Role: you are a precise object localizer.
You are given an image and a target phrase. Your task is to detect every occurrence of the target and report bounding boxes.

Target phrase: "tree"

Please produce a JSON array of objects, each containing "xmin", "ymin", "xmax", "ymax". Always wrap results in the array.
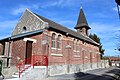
[{"xmin": 89, "ymin": 33, "xmax": 105, "ymax": 59}]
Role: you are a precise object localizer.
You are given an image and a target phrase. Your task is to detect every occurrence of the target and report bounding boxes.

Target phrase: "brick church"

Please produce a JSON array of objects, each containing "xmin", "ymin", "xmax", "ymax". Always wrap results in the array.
[{"xmin": 0, "ymin": 8, "xmax": 102, "ymax": 78}]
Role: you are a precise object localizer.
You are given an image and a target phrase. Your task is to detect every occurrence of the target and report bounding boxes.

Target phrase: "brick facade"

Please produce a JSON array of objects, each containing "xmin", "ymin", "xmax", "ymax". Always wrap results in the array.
[
  {"xmin": 0, "ymin": 9, "xmax": 101, "ymax": 69},
  {"xmin": 0, "ymin": 44, "xmax": 2, "ymax": 55},
  {"xmin": 6, "ymin": 29, "xmax": 100, "ymax": 66}
]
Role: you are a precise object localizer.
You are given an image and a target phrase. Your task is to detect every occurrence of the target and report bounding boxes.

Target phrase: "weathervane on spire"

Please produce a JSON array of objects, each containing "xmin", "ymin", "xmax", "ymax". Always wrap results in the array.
[
  {"xmin": 80, "ymin": 0, "xmax": 83, "ymax": 9},
  {"xmin": 115, "ymin": 0, "xmax": 120, "ymax": 20}
]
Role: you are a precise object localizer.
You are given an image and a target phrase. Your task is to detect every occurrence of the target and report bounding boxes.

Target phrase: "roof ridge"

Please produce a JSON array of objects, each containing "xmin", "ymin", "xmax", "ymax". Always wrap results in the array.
[
  {"xmin": 34, "ymin": 13, "xmax": 76, "ymax": 32},
  {"xmin": 34, "ymin": 12, "xmax": 99, "ymax": 46}
]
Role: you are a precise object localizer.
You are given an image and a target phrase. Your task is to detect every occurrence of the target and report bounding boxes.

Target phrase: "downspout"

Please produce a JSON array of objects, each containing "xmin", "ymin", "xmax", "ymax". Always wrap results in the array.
[
  {"xmin": 7, "ymin": 38, "xmax": 11, "ymax": 67},
  {"xmin": 1, "ymin": 43, "xmax": 5, "ymax": 55}
]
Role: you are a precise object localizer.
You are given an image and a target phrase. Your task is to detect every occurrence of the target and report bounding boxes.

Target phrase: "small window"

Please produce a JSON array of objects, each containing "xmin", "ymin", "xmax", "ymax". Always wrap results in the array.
[
  {"xmin": 57, "ymin": 35, "xmax": 61, "ymax": 49},
  {"xmin": 51, "ymin": 33, "xmax": 56, "ymax": 48},
  {"xmin": 22, "ymin": 27, "xmax": 27, "ymax": 33}
]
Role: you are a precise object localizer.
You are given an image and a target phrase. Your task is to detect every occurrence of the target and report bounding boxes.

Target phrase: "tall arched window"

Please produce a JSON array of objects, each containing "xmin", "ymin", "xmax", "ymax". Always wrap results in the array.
[
  {"xmin": 57, "ymin": 35, "xmax": 61, "ymax": 49},
  {"xmin": 51, "ymin": 33, "xmax": 56, "ymax": 48}
]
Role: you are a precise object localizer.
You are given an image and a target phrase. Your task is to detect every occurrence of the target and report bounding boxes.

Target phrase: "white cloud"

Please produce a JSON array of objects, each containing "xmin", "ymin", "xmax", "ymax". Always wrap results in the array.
[
  {"xmin": 0, "ymin": 35, "xmax": 10, "ymax": 40},
  {"xmin": 12, "ymin": 4, "xmax": 40, "ymax": 15},
  {"xmin": 41, "ymin": 0, "xmax": 80, "ymax": 8},
  {"xmin": 104, "ymin": 48, "xmax": 119, "ymax": 56},
  {"xmin": 89, "ymin": 22, "xmax": 120, "ymax": 56},
  {"xmin": 11, "ymin": 0, "xmax": 81, "ymax": 15},
  {"xmin": 90, "ymin": 23, "xmax": 120, "ymax": 34},
  {"xmin": 112, "ymin": 6, "xmax": 120, "ymax": 12},
  {"xmin": 0, "ymin": 20, "xmax": 17, "ymax": 39},
  {"xmin": 59, "ymin": 20, "xmax": 75, "ymax": 25},
  {"xmin": 0, "ymin": 20, "xmax": 17, "ymax": 28}
]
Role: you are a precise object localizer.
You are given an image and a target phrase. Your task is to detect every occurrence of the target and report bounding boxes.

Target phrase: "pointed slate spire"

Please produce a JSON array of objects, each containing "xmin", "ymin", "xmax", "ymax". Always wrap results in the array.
[{"xmin": 74, "ymin": 8, "xmax": 90, "ymax": 29}]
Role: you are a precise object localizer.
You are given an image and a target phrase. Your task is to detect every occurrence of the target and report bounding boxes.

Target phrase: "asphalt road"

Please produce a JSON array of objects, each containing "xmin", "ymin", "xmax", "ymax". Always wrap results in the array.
[
  {"xmin": 47, "ymin": 67, "xmax": 120, "ymax": 80},
  {"xmin": 0, "ymin": 77, "xmax": 3, "ymax": 80}
]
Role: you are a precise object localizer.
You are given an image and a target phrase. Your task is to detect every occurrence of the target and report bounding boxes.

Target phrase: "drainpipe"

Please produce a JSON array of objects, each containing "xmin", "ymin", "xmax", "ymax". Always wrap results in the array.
[
  {"xmin": 1, "ymin": 42, "xmax": 5, "ymax": 55},
  {"xmin": 83, "ymin": 50, "xmax": 84, "ymax": 71},
  {"xmin": 7, "ymin": 38, "xmax": 11, "ymax": 67}
]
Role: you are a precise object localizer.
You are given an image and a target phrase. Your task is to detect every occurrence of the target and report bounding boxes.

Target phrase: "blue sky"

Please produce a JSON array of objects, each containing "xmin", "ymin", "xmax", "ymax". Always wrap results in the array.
[{"xmin": 0, "ymin": 0, "xmax": 120, "ymax": 56}]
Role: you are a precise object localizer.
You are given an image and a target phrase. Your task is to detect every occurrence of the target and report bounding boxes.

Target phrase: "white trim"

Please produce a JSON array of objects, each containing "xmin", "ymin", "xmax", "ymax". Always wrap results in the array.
[
  {"xmin": 26, "ymin": 9, "xmax": 44, "ymax": 23},
  {"xmin": 57, "ymin": 49, "xmax": 61, "ymax": 50},
  {"xmin": 23, "ymin": 38, "xmax": 37, "ymax": 43},
  {"xmin": 51, "ymin": 53, "xmax": 63, "ymax": 56},
  {"xmin": 51, "ymin": 48, "xmax": 56, "ymax": 50},
  {"xmin": 85, "ymin": 56, "xmax": 88, "ymax": 58},
  {"xmin": 74, "ymin": 55, "xmax": 81, "ymax": 58},
  {"xmin": 65, "ymin": 45, "xmax": 72, "ymax": 49},
  {"xmin": 76, "ymin": 51, "xmax": 80, "ymax": 52},
  {"xmin": 74, "ymin": 50, "xmax": 77, "ymax": 52},
  {"xmin": 32, "ymin": 66, "xmax": 47, "ymax": 68}
]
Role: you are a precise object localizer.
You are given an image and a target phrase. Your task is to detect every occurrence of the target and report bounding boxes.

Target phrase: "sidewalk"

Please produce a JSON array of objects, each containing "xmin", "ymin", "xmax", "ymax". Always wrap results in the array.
[{"xmin": 45, "ymin": 67, "xmax": 120, "ymax": 80}]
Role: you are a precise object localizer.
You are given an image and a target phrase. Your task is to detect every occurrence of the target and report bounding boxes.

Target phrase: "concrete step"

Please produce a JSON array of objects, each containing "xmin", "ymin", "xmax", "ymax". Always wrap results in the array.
[
  {"xmin": 14, "ymin": 73, "xmax": 19, "ymax": 75},
  {"xmin": 12, "ymin": 74, "xmax": 19, "ymax": 78},
  {"xmin": 12, "ymin": 67, "xmax": 32, "ymax": 78}
]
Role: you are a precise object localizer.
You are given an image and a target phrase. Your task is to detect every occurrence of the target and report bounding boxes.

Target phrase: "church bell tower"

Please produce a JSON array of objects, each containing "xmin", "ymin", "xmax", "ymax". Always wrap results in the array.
[{"xmin": 74, "ymin": 7, "xmax": 91, "ymax": 36}]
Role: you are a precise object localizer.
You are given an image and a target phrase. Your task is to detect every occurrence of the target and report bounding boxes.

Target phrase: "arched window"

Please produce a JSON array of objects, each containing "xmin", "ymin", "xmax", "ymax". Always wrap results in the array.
[
  {"xmin": 22, "ymin": 27, "xmax": 27, "ymax": 33},
  {"xmin": 57, "ymin": 35, "xmax": 61, "ymax": 49},
  {"xmin": 51, "ymin": 33, "xmax": 56, "ymax": 48}
]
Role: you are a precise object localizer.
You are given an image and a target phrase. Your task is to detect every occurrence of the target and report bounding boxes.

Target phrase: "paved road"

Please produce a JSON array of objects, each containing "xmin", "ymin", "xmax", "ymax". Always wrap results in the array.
[
  {"xmin": 46, "ymin": 67, "xmax": 120, "ymax": 80},
  {"xmin": 0, "ymin": 77, "xmax": 3, "ymax": 80}
]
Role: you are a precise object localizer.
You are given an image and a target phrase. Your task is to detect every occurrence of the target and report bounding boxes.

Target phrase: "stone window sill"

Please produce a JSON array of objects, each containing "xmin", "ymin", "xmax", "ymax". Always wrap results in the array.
[
  {"xmin": 51, "ymin": 48, "xmax": 56, "ymax": 50},
  {"xmin": 74, "ymin": 55, "xmax": 81, "ymax": 58},
  {"xmin": 51, "ymin": 53, "xmax": 63, "ymax": 57}
]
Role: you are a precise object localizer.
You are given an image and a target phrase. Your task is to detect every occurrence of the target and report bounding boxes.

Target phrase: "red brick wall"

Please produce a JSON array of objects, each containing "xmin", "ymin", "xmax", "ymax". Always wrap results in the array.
[
  {"xmin": 46, "ymin": 30, "xmax": 100, "ymax": 65},
  {"xmin": 11, "ymin": 39, "xmax": 26, "ymax": 65},
  {"xmin": 10, "ymin": 30, "xmax": 100, "ymax": 66},
  {"xmin": 0, "ymin": 44, "xmax": 2, "ymax": 55},
  {"xmin": 30, "ymin": 34, "xmax": 42, "ymax": 55},
  {"xmin": 11, "ymin": 33, "xmax": 43, "ymax": 65}
]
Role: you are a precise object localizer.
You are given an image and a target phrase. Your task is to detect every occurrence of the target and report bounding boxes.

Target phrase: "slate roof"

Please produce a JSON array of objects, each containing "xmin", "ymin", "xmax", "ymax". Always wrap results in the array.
[
  {"xmin": 74, "ymin": 8, "xmax": 90, "ymax": 29},
  {"xmin": 0, "ymin": 30, "xmax": 43, "ymax": 43},
  {"xmin": 0, "ymin": 9, "xmax": 99, "ymax": 46},
  {"xmin": 34, "ymin": 13, "xmax": 99, "ymax": 46}
]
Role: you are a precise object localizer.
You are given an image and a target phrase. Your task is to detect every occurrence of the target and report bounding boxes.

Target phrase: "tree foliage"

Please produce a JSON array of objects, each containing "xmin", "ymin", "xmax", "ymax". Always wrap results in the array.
[{"xmin": 89, "ymin": 34, "xmax": 105, "ymax": 59}]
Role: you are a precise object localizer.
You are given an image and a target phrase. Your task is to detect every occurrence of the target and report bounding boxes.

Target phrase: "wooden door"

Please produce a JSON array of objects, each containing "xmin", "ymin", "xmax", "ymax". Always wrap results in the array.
[{"xmin": 25, "ymin": 41, "xmax": 33, "ymax": 64}]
